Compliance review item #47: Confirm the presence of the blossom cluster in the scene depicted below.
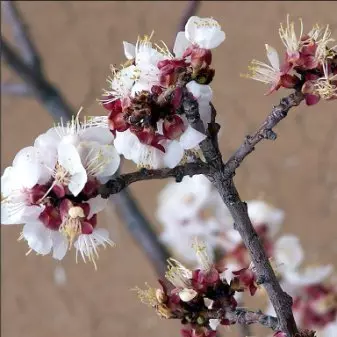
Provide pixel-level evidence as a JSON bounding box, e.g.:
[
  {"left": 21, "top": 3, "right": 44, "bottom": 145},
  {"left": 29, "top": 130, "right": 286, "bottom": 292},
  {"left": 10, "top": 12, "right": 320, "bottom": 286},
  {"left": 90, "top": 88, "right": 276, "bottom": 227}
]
[
  {"left": 135, "top": 240, "right": 257, "bottom": 337},
  {"left": 156, "top": 174, "right": 337, "bottom": 335},
  {"left": 1, "top": 112, "right": 119, "bottom": 267},
  {"left": 1, "top": 16, "right": 226, "bottom": 266},
  {"left": 244, "top": 15, "right": 337, "bottom": 105},
  {"left": 93, "top": 16, "right": 226, "bottom": 169}
]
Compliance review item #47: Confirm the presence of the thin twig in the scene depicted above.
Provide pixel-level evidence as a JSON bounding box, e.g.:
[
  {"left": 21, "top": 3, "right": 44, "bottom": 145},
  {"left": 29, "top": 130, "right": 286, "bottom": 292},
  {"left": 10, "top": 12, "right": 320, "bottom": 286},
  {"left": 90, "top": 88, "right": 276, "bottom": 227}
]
[
  {"left": 2, "top": 1, "right": 42, "bottom": 73},
  {"left": 1, "top": 82, "right": 32, "bottom": 96},
  {"left": 224, "top": 91, "right": 305, "bottom": 178},
  {"left": 1, "top": 36, "right": 74, "bottom": 121},
  {"left": 177, "top": 1, "right": 201, "bottom": 33},
  {"left": 99, "top": 162, "right": 209, "bottom": 198},
  {"left": 225, "top": 308, "right": 280, "bottom": 330}
]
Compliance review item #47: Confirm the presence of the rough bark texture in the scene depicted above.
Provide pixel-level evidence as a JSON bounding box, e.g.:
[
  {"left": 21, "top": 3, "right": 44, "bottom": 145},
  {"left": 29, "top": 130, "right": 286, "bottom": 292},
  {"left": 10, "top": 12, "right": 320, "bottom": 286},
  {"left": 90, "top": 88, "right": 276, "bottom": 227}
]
[
  {"left": 183, "top": 92, "right": 303, "bottom": 337},
  {"left": 225, "top": 308, "right": 280, "bottom": 330},
  {"left": 99, "top": 162, "right": 209, "bottom": 198}
]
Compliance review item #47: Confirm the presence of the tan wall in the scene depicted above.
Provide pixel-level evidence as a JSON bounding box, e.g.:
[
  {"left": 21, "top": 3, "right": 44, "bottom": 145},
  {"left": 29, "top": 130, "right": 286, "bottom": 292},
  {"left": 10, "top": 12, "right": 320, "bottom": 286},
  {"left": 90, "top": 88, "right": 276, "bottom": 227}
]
[{"left": 1, "top": 2, "right": 337, "bottom": 337}]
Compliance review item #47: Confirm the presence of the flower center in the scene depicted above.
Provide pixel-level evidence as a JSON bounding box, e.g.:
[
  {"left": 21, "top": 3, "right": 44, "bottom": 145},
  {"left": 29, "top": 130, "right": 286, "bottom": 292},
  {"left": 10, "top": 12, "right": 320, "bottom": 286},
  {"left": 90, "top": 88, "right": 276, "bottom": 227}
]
[{"left": 59, "top": 206, "right": 85, "bottom": 246}]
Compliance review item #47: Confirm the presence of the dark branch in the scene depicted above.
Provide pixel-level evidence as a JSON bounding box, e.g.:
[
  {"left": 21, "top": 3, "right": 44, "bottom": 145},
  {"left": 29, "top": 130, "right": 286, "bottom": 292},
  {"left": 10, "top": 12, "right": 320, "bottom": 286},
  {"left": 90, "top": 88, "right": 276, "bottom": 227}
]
[
  {"left": 99, "top": 162, "right": 209, "bottom": 198},
  {"left": 225, "top": 308, "right": 280, "bottom": 330},
  {"left": 183, "top": 94, "right": 301, "bottom": 337},
  {"left": 1, "top": 82, "right": 32, "bottom": 96},
  {"left": 176, "top": 1, "right": 201, "bottom": 33},
  {"left": 223, "top": 91, "right": 305, "bottom": 178},
  {"left": 0, "top": 36, "right": 74, "bottom": 121},
  {"left": 2, "top": 1, "right": 42, "bottom": 74},
  {"left": 113, "top": 189, "right": 170, "bottom": 276}
]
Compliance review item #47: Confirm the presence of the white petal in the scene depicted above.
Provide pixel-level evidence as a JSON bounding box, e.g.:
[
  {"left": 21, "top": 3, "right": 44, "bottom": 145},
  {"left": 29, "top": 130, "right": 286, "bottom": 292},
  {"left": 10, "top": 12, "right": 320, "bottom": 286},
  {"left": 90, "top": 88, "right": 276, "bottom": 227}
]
[
  {"left": 97, "top": 145, "right": 120, "bottom": 179},
  {"left": 163, "top": 140, "right": 184, "bottom": 168},
  {"left": 133, "top": 142, "right": 165, "bottom": 169},
  {"left": 51, "top": 232, "right": 68, "bottom": 260},
  {"left": 1, "top": 166, "right": 16, "bottom": 197},
  {"left": 58, "top": 143, "right": 86, "bottom": 178},
  {"left": 22, "top": 221, "right": 53, "bottom": 255},
  {"left": 68, "top": 171, "right": 87, "bottom": 197},
  {"left": 173, "top": 31, "right": 191, "bottom": 58},
  {"left": 284, "top": 265, "right": 334, "bottom": 286},
  {"left": 179, "top": 126, "right": 206, "bottom": 150},
  {"left": 80, "top": 126, "right": 114, "bottom": 144},
  {"left": 114, "top": 130, "right": 140, "bottom": 160},
  {"left": 185, "top": 16, "right": 225, "bottom": 49},
  {"left": 123, "top": 41, "right": 136, "bottom": 59},
  {"left": 199, "top": 101, "right": 212, "bottom": 127},
  {"left": 321, "top": 321, "right": 337, "bottom": 337},
  {"left": 274, "top": 235, "right": 304, "bottom": 271},
  {"left": 34, "top": 128, "right": 61, "bottom": 153},
  {"left": 58, "top": 143, "right": 87, "bottom": 196},
  {"left": 87, "top": 195, "right": 108, "bottom": 219},
  {"left": 247, "top": 200, "right": 284, "bottom": 237},
  {"left": 186, "top": 81, "right": 213, "bottom": 101},
  {"left": 209, "top": 319, "right": 220, "bottom": 331},
  {"left": 12, "top": 147, "right": 42, "bottom": 188},
  {"left": 265, "top": 44, "right": 280, "bottom": 71},
  {"left": 220, "top": 262, "right": 241, "bottom": 284}
]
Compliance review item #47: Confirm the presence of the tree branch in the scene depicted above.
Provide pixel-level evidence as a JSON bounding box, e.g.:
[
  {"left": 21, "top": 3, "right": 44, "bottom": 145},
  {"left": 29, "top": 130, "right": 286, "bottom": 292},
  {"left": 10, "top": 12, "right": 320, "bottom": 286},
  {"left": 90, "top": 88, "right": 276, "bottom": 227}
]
[
  {"left": 2, "top": 1, "right": 42, "bottom": 73},
  {"left": 225, "top": 308, "right": 280, "bottom": 330},
  {"left": 99, "top": 162, "right": 209, "bottom": 198},
  {"left": 1, "top": 82, "right": 32, "bottom": 96},
  {"left": 1, "top": 36, "right": 74, "bottom": 121},
  {"left": 183, "top": 93, "right": 301, "bottom": 337},
  {"left": 224, "top": 91, "right": 304, "bottom": 178},
  {"left": 176, "top": 1, "right": 201, "bottom": 33}
]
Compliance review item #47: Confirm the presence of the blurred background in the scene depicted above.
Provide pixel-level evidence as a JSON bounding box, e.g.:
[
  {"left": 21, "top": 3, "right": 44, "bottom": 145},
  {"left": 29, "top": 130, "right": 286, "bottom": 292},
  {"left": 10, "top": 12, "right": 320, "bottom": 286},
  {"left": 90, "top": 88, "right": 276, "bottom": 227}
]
[{"left": 1, "top": 1, "right": 337, "bottom": 337}]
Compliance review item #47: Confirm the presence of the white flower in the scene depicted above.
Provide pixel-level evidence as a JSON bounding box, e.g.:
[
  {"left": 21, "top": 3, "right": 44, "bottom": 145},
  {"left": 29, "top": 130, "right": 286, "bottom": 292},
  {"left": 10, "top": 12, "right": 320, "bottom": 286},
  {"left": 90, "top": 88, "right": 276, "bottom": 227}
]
[
  {"left": 160, "top": 223, "right": 216, "bottom": 266},
  {"left": 74, "top": 228, "right": 114, "bottom": 269},
  {"left": 1, "top": 145, "right": 55, "bottom": 225},
  {"left": 121, "top": 35, "right": 165, "bottom": 96},
  {"left": 279, "top": 14, "right": 303, "bottom": 58},
  {"left": 244, "top": 45, "right": 282, "bottom": 93},
  {"left": 103, "top": 65, "right": 137, "bottom": 102},
  {"left": 157, "top": 175, "right": 213, "bottom": 222},
  {"left": 274, "top": 234, "right": 304, "bottom": 272},
  {"left": 247, "top": 199, "right": 284, "bottom": 237},
  {"left": 185, "top": 16, "right": 226, "bottom": 49},
  {"left": 283, "top": 264, "right": 333, "bottom": 287}
]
